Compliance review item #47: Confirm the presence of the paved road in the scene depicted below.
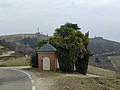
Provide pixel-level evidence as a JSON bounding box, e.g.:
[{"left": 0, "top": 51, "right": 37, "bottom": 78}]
[{"left": 0, "top": 69, "right": 33, "bottom": 90}]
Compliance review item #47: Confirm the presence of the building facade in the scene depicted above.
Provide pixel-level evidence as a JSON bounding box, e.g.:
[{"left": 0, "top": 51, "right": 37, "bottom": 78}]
[{"left": 38, "top": 43, "right": 58, "bottom": 71}]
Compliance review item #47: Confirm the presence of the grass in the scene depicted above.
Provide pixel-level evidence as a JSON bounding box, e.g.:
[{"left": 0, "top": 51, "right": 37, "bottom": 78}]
[
  {"left": 0, "top": 46, "right": 8, "bottom": 55},
  {"left": 26, "top": 65, "right": 120, "bottom": 90},
  {"left": 0, "top": 46, "right": 4, "bottom": 49},
  {"left": 27, "top": 65, "right": 119, "bottom": 78},
  {"left": 53, "top": 76, "right": 120, "bottom": 90},
  {"left": 0, "top": 56, "right": 30, "bottom": 66},
  {"left": 25, "top": 68, "right": 62, "bottom": 77},
  {"left": 109, "top": 56, "right": 120, "bottom": 72},
  {"left": 88, "top": 66, "right": 118, "bottom": 77},
  {"left": 0, "top": 34, "right": 30, "bottom": 42},
  {"left": 0, "top": 34, "right": 48, "bottom": 42},
  {"left": 0, "top": 56, "right": 19, "bottom": 60},
  {"left": 52, "top": 66, "right": 120, "bottom": 90}
]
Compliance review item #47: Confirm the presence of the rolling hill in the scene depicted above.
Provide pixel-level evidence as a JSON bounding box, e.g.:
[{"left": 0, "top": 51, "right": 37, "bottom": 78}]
[
  {"left": 88, "top": 37, "right": 120, "bottom": 54},
  {"left": 1, "top": 35, "right": 120, "bottom": 54},
  {"left": 88, "top": 37, "right": 120, "bottom": 72},
  {"left": 0, "top": 33, "right": 48, "bottom": 54},
  {"left": 0, "top": 34, "right": 120, "bottom": 72},
  {"left": 0, "top": 33, "right": 48, "bottom": 42},
  {"left": 1, "top": 34, "right": 120, "bottom": 55}
]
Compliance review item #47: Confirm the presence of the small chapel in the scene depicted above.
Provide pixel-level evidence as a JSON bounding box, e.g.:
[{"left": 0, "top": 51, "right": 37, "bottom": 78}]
[{"left": 38, "top": 43, "right": 58, "bottom": 71}]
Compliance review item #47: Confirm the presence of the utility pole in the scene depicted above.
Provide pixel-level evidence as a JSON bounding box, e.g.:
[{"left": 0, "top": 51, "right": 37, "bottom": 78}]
[
  {"left": 36, "top": 27, "right": 40, "bottom": 42},
  {"left": 47, "top": 33, "right": 49, "bottom": 42},
  {"left": 23, "top": 33, "right": 25, "bottom": 55},
  {"left": 37, "top": 27, "right": 40, "bottom": 34}
]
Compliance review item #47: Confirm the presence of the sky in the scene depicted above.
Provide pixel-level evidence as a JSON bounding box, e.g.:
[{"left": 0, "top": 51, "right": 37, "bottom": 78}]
[{"left": 0, "top": 0, "right": 120, "bottom": 42}]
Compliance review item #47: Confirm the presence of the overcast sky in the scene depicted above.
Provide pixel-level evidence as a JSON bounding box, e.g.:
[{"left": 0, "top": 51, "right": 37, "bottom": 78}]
[{"left": 0, "top": 0, "right": 120, "bottom": 42}]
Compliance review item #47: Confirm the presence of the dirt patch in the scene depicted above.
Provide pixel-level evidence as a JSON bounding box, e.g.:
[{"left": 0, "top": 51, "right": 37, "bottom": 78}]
[
  {"left": 36, "top": 77, "right": 56, "bottom": 90},
  {"left": 26, "top": 68, "right": 120, "bottom": 90},
  {"left": 36, "top": 74, "right": 120, "bottom": 90},
  {"left": 36, "top": 75, "right": 96, "bottom": 90}
]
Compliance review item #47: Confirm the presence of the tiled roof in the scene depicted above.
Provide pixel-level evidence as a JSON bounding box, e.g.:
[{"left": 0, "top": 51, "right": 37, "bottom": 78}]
[{"left": 38, "top": 43, "right": 57, "bottom": 52}]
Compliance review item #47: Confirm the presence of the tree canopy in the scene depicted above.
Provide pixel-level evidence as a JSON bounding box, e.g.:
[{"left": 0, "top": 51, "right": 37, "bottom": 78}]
[{"left": 49, "top": 22, "right": 91, "bottom": 74}]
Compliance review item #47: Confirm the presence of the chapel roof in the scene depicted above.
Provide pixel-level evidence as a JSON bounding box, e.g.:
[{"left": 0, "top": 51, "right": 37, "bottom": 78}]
[{"left": 38, "top": 43, "right": 57, "bottom": 52}]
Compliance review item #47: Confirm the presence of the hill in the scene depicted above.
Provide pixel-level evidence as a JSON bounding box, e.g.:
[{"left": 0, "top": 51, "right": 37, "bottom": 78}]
[
  {"left": 108, "top": 56, "right": 120, "bottom": 72},
  {"left": 88, "top": 37, "right": 120, "bottom": 72},
  {"left": 89, "top": 55, "right": 117, "bottom": 72},
  {"left": 1, "top": 34, "right": 120, "bottom": 55},
  {"left": 0, "top": 33, "right": 48, "bottom": 54},
  {"left": 88, "top": 37, "right": 120, "bottom": 54},
  {"left": 0, "top": 33, "right": 120, "bottom": 73},
  {"left": 0, "top": 34, "right": 120, "bottom": 72},
  {"left": 0, "top": 33, "right": 48, "bottom": 42}
]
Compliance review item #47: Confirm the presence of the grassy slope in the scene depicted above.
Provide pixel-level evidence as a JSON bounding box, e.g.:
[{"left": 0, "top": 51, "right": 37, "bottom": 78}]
[
  {"left": 89, "top": 55, "right": 117, "bottom": 72},
  {"left": 89, "top": 37, "right": 120, "bottom": 54},
  {"left": 0, "top": 56, "right": 30, "bottom": 66},
  {"left": 26, "top": 68, "right": 62, "bottom": 77},
  {"left": 27, "top": 66, "right": 120, "bottom": 90},
  {"left": 0, "top": 46, "right": 4, "bottom": 48},
  {"left": 88, "top": 66, "right": 117, "bottom": 77},
  {"left": 54, "top": 76, "right": 120, "bottom": 90},
  {"left": 0, "top": 33, "right": 48, "bottom": 42},
  {"left": 53, "top": 66, "right": 120, "bottom": 90},
  {"left": 0, "top": 34, "right": 35, "bottom": 42},
  {"left": 109, "top": 56, "right": 120, "bottom": 72},
  {"left": 0, "top": 46, "right": 9, "bottom": 55}
]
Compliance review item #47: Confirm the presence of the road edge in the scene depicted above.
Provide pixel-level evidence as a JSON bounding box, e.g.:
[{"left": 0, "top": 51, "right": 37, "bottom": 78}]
[{"left": 12, "top": 69, "right": 36, "bottom": 90}]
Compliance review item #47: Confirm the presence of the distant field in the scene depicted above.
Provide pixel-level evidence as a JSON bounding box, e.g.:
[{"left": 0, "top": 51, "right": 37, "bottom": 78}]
[
  {"left": 89, "top": 55, "right": 117, "bottom": 72},
  {"left": 0, "top": 34, "right": 36, "bottom": 42},
  {"left": 88, "top": 66, "right": 118, "bottom": 77},
  {"left": 0, "top": 34, "right": 48, "bottom": 42},
  {"left": 0, "top": 56, "right": 30, "bottom": 67},
  {"left": 0, "top": 46, "right": 4, "bottom": 48},
  {"left": 108, "top": 56, "right": 120, "bottom": 72},
  {"left": 0, "top": 46, "right": 9, "bottom": 55}
]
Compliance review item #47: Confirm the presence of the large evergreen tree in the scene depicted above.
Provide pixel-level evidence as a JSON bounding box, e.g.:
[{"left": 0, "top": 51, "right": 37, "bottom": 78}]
[{"left": 49, "top": 22, "right": 91, "bottom": 74}]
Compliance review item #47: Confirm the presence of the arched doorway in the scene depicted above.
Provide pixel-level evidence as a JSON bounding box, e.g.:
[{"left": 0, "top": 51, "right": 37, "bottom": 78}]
[{"left": 43, "top": 57, "right": 50, "bottom": 70}]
